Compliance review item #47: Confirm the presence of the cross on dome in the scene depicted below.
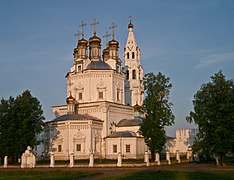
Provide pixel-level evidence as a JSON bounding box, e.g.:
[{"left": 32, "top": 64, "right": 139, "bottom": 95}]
[
  {"left": 90, "top": 18, "right": 99, "bottom": 35},
  {"left": 103, "top": 31, "right": 111, "bottom": 47},
  {"left": 128, "top": 16, "right": 134, "bottom": 29},
  {"left": 109, "top": 22, "right": 117, "bottom": 40},
  {"left": 74, "top": 30, "right": 81, "bottom": 42},
  {"left": 79, "top": 20, "right": 87, "bottom": 39},
  {"left": 129, "top": 16, "right": 132, "bottom": 23}
]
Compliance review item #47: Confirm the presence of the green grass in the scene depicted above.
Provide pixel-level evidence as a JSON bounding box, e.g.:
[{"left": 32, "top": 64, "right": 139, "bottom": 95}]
[
  {"left": 0, "top": 169, "right": 101, "bottom": 180},
  {"left": 106, "top": 170, "right": 234, "bottom": 180}
]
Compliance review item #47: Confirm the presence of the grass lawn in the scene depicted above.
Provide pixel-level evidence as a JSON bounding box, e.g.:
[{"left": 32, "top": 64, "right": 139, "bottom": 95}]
[
  {"left": 107, "top": 170, "right": 234, "bottom": 180},
  {"left": 0, "top": 169, "right": 101, "bottom": 180}
]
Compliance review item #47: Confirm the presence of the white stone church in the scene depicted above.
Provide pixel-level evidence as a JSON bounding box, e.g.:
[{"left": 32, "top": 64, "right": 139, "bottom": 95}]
[
  {"left": 44, "top": 19, "right": 146, "bottom": 160},
  {"left": 43, "top": 19, "right": 197, "bottom": 161}
]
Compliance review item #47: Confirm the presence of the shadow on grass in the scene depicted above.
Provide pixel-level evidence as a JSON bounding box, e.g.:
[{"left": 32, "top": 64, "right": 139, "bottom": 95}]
[
  {"left": 104, "top": 170, "right": 234, "bottom": 180},
  {"left": 0, "top": 170, "right": 102, "bottom": 180}
]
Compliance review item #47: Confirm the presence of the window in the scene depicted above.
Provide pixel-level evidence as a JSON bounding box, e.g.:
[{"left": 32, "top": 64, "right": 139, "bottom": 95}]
[
  {"left": 58, "top": 145, "right": 62, "bottom": 152},
  {"left": 78, "top": 93, "right": 82, "bottom": 100},
  {"left": 113, "top": 145, "right": 117, "bottom": 153},
  {"left": 117, "top": 90, "right": 120, "bottom": 101},
  {"left": 76, "top": 144, "right": 81, "bottom": 151},
  {"left": 126, "top": 145, "right": 130, "bottom": 153},
  {"left": 132, "top": 52, "right": 135, "bottom": 59},
  {"left": 126, "top": 70, "right": 129, "bottom": 80},
  {"left": 98, "top": 91, "right": 103, "bottom": 99},
  {"left": 78, "top": 65, "right": 82, "bottom": 72},
  {"left": 127, "top": 52, "right": 129, "bottom": 59},
  {"left": 132, "top": 70, "right": 136, "bottom": 79}
]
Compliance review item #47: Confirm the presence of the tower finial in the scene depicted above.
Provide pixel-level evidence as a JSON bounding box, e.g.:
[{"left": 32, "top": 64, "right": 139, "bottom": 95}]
[
  {"left": 90, "top": 18, "right": 99, "bottom": 36},
  {"left": 128, "top": 16, "right": 134, "bottom": 29},
  {"left": 79, "top": 20, "right": 87, "bottom": 39},
  {"left": 103, "top": 31, "right": 111, "bottom": 47},
  {"left": 109, "top": 22, "right": 117, "bottom": 40}
]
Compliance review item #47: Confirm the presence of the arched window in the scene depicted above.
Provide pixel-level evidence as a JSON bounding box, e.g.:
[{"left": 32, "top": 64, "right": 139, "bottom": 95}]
[
  {"left": 132, "top": 70, "right": 136, "bottom": 79},
  {"left": 132, "top": 52, "right": 135, "bottom": 59},
  {"left": 127, "top": 52, "right": 129, "bottom": 59},
  {"left": 117, "top": 90, "right": 120, "bottom": 101},
  {"left": 126, "top": 70, "right": 129, "bottom": 80}
]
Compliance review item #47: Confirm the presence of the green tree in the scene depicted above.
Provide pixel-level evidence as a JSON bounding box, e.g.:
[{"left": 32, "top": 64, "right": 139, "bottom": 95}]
[
  {"left": 0, "top": 90, "right": 44, "bottom": 163},
  {"left": 187, "top": 71, "right": 234, "bottom": 165},
  {"left": 140, "top": 72, "right": 175, "bottom": 161}
]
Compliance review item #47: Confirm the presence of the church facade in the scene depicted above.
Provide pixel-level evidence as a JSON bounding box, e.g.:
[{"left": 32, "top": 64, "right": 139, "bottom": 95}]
[{"left": 44, "top": 19, "right": 146, "bottom": 160}]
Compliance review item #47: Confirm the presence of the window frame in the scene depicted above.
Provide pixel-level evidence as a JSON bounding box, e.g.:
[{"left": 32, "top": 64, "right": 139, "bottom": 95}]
[
  {"left": 76, "top": 144, "right": 81, "bottom": 152},
  {"left": 98, "top": 91, "right": 104, "bottom": 99},
  {"left": 58, "top": 145, "right": 62, "bottom": 152},
  {"left": 113, "top": 144, "right": 117, "bottom": 153},
  {"left": 132, "top": 70, "right": 136, "bottom": 79},
  {"left": 126, "top": 144, "right": 131, "bottom": 153},
  {"left": 78, "top": 92, "right": 82, "bottom": 100}
]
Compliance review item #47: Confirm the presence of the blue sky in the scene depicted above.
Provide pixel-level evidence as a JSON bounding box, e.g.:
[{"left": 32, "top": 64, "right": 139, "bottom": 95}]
[{"left": 0, "top": 0, "right": 233, "bottom": 136}]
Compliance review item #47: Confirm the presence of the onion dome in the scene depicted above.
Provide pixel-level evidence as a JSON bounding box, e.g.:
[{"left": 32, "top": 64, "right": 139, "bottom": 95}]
[
  {"left": 89, "top": 34, "right": 101, "bottom": 44},
  {"left": 102, "top": 47, "right": 109, "bottom": 54},
  {"left": 133, "top": 104, "right": 141, "bottom": 111},
  {"left": 108, "top": 39, "right": 119, "bottom": 46},
  {"left": 128, "top": 21, "right": 134, "bottom": 29},
  {"left": 78, "top": 38, "right": 88, "bottom": 46},
  {"left": 102, "top": 47, "right": 109, "bottom": 62},
  {"left": 66, "top": 93, "right": 76, "bottom": 104}
]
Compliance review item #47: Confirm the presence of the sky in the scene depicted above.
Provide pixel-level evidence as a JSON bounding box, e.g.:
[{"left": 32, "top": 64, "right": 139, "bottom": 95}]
[{"left": 0, "top": 0, "right": 233, "bottom": 136}]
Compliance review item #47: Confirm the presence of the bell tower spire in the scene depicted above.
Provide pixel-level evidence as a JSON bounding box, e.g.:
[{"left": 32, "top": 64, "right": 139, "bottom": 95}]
[{"left": 124, "top": 17, "right": 144, "bottom": 106}]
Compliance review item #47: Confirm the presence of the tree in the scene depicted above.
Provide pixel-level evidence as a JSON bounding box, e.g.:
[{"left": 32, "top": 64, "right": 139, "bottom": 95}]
[
  {"left": 187, "top": 71, "right": 234, "bottom": 165},
  {"left": 0, "top": 90, "right": 44, "bottom": 163},
  {"left": 140, "top": 72, "right": 175, "bottom": 161}
]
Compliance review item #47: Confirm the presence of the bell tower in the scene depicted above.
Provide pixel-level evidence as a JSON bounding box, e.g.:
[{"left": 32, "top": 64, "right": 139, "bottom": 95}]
[{"left": 124, "top": 18, "right": 144, "bottom": 106}]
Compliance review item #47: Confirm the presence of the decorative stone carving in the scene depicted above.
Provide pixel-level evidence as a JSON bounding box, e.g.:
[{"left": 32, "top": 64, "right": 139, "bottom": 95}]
[
  {"left": 3, "top": 156, "right": 8, "bottom": 168},
  {"left": 117, "top": 152, "right": 122, "bottom": 167},
  {"left": 89, "top": 152, "right": 94, "bottom": 167},
  {"left": 145, "top": 151, "right": 150, "bottom": 167},
  {"left": 166, "top": 150, "right": 171, "bottom": 165},
  {"left": 69, "top": 152, "right": 74, "bottom": 167},
  {"left": 176, "top": 150, "right": 181, "bottom": 163},
  {"left": 21, "top": 146, "right": 36, "bottom": 168},
  {"left": 50, "top": 152, "right": 55, "bottom": 168},
  {"left": 155, "top": 152, "right": 160, "bottom": 165}
]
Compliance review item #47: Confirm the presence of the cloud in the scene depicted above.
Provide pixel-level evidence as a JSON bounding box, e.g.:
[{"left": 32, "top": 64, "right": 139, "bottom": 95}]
[{"left": 195, "top": 52, "right": 234, "bottom": 68}]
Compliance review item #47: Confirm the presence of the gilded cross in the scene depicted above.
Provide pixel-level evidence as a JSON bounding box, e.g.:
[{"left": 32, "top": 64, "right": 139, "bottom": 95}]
[
  {"left": 90, "top": 18, "right": 99, "bottom": 35},
  {"left": 74, "top": 30, "right": 81, "bottom": 41},
  {"left": 129, "top": 16, "right": 132, "bottom": 23},
  {"left": 79, "top": 20, "right": 86, "bottom": 39},
  {"left": 109, "top": 22, "right": 117, "bottom": 40},
  {"left": 103, "top": 31, "right": 111, "bottom": 47}
]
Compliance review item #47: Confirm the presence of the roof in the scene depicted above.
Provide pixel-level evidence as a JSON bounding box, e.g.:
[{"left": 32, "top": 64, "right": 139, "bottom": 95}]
[
  {"left": 86, "top": 60, "right": 112, "bottom": 70},
  {"left": 116, "top": 117, "right": 143, "bottom": 127},
  {"left": 50, "top": 113, "right": 101, "bottom": 122},
  {"left": 108, "top": 131, "right": 137, "bottom": 138},
  {"left": 166, "top": 135, "right": 175, "bottom": 140}
]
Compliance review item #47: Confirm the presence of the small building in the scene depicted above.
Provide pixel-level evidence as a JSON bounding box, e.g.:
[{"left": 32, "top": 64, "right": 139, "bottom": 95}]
[{"left": 166, "top": 129, "right": 198, "bottom": 154}]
